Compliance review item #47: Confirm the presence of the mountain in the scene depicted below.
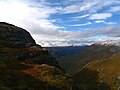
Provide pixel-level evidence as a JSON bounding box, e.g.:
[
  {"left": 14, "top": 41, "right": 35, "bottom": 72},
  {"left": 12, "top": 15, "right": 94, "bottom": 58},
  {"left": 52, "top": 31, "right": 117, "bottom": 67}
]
[
  {"left": 0, "top": 22, "right": 72, "bottom": 90},
  {"left": 96, "top": 39, "right": 120, "bottom": 46},
  {"left": 38, "top": 40, "right": 92, "bottom": 47},
  {"left": 1, "top": 22, "right": 119, "bottom": 90},
  {"left": 46, "top": 46, "right": 89, "bottom": 59},
  {"left": 0, "top": 22, "right": 36, "bottom": 47},
  {"left": 73, "top": 52, "right": 120, "bottom": 90},
  {"left": 59, "top": 42, "right": 120, "bottom": 75}
]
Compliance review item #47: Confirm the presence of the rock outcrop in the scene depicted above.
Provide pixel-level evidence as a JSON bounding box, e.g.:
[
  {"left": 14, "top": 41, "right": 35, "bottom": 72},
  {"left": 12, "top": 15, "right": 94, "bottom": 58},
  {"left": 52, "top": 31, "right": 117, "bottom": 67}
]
[
  {"left": 0, "top": 22, "right": 36, "bottom": 48},
  {"left": 0, "top": 22, "right": 60, "bottom": 67},
  {"left": 0, "top": 22, "right": 72, "bottom": 90}
]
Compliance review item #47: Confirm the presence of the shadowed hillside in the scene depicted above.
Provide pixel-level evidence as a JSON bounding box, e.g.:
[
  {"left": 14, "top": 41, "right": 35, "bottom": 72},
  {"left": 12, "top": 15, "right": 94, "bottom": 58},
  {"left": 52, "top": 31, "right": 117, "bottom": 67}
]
[
  {"left": 46, "top": 46, "right": 89, "bottom": 59},
  {"left": 59, "top": 44, "right": 120, "bottom": 75}
]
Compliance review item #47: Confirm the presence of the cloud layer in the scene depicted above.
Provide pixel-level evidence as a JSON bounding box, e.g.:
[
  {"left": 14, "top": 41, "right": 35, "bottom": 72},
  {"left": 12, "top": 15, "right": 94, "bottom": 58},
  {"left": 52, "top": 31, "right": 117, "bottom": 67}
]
[
  {"left": 0, "top": 0, "right": 120, "bottom": 46},
  {"left": 88, "top": 13, "right": 112, "bottom": 20}
]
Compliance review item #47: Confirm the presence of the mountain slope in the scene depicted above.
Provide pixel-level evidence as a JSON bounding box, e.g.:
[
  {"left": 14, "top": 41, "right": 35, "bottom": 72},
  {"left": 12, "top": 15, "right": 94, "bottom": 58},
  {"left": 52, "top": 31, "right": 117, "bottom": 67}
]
[
  {"left": 0, "top": 22, "right": 36, "bottom": 46},
  {"left": 74, "top": 52, "right": 120, "bottom": 90},
  {"left": 59, "top": 44, "right": 120, "bottom": 75},
  {"left": 46, "top": 46, "right": 89, "bottom": 59},
  {"left": 0, "top": 22, "right": 72, "bottom": 90}
]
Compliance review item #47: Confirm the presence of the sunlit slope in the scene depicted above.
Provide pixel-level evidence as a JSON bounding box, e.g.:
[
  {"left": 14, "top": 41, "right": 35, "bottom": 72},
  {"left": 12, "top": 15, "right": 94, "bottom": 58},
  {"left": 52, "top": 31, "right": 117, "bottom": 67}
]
[{"left": 74, "top": 52, "right": 120, "bottom": 90}]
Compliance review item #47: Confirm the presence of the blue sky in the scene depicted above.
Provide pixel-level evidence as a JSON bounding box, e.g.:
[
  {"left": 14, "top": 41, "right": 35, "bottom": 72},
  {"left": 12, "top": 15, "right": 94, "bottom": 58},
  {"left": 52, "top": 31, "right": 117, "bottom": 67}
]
[
  {"left": 0, "top": 0, "right": 120, "bottom": 46},
  {"left": 49, "top": 0, "right": 120, "bottom": 30}
]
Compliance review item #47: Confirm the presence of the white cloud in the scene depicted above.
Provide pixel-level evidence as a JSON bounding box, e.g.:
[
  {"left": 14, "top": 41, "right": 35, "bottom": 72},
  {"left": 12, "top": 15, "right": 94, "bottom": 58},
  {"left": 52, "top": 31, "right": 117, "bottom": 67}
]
[
  {"left": 95, "top": 20, "right": 105, "bottom": 23},
  {"left": 0, "top": 0, "right": 119, "bottom": 46},
  {"left": 0, "top": 0, "right": 98, "bottom": 44},
  {"left": 36, "top": 39, "right": 95, "bottom": 47},
  {"left": 95, "top": 20, "right": 117, "bottom": 25},
  {"left": 83, "top": 0, "right": 120, "bottom": 13},
  {"left": 63, "top": 4, "right": 80, "bottom": 13},
  {"left": 103, "top": 0, "right": 120, "bottom": 7},
  {"left": 73, "top": 14, "right": 90, "bottom": 19},
  {"left": 89, "top": 13, "right": 112, "bottom": 20},
  {"left": 108, "top": 6, "right": 120, "bottom": 13},
  {"left": 0, "top": 0, "right": 84, "bottom": 44},
  {"left": 88, "top": 0, "right": 106, "bottom": 13},
  {"left": 62, "top": 1, "right": 97, "bottom": 14},
  {"left": 88, "top": 26, "right": 120, "bottom": 37},
  {"left": 80, "top": 2, "right": 97, "bottom": 12},
  {"left": 70, "top": 22, "right": 92, "bottom": 27},
  {"left": 106, "top": 22, "right": 117, "bottom": 25},
  {"left": 62, "top": 0, "right": 120, "bottom": 14},
  {"left": 34, "top": 25, "right": 120, "bottom": 46},
  {"left": 0, "top": 0, "right": 70, "bottom": 40},
  {"left": 0, "top": 0, "right": 59, "bottom": 30},
  {"left": 62, "top": 0, "right": 106, "bottom": 14}
]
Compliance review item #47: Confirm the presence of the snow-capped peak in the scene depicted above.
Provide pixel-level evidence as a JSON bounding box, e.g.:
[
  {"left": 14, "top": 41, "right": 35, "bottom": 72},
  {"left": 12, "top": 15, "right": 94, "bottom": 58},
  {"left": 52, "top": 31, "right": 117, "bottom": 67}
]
[
  {"left": 37, "top": 40, "right": 90, "bottom": 47},
  {"left": 96, "top": 39, "right": 120, "bottom": 46}
]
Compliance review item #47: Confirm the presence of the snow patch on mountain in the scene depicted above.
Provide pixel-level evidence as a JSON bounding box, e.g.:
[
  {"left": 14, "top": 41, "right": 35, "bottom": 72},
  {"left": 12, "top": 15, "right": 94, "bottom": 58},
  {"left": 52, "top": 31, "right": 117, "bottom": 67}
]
[
  {"left": 37, "top": 38, "right": 120, "bottom": 47},
  {"left": 96, "top": 39, "right": 120, "bottom": 46},
  {"left": 37, "top": 40, "right": 93, "bottom": 47}
]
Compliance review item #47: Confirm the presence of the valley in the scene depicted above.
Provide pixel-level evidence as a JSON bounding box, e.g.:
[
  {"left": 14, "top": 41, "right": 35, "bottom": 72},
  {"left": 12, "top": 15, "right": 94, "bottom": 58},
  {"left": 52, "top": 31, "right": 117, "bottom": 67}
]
[{"left": 47, "top": 41, "right": 120, "bottom": 90}]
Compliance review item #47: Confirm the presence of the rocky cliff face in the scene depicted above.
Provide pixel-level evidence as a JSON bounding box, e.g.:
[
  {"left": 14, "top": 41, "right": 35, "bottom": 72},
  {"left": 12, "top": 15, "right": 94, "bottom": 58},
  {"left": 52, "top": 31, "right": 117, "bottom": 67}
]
[
  {"left": 0, "top": 22, "right": 72, "bottom": 90},
  {"left": 0, "top": 22, "right": 36, "bottom": 48},
  {"left": 0, "top": 22, "right": 59, "bottom": 67}
]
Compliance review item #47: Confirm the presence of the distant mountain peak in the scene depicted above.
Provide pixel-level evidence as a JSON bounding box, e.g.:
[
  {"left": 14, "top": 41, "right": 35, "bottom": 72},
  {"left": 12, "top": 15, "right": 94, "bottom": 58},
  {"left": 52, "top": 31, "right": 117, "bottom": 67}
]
[{"left": 96, "top": 39, "right": 120, "bottom": 46}]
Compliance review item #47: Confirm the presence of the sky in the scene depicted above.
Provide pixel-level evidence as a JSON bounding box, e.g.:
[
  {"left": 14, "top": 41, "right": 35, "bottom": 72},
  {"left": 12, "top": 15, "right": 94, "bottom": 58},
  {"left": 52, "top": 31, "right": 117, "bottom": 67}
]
[{"left": 0, "top": 0, "right": 120, "bottom": 46}]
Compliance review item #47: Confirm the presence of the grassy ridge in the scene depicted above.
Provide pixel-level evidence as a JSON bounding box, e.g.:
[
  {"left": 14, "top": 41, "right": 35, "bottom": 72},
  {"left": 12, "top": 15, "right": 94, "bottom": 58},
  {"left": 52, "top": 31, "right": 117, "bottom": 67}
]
[{"left": 74, "top": 53, "right": 120, "bottom": 90}]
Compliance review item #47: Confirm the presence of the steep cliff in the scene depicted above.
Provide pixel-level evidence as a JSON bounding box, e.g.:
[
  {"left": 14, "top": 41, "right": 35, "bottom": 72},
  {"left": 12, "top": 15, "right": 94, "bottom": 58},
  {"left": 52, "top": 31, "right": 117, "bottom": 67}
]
[
  {"left": 0, "top": 22, "right": 72, "bottom": 90},
  {"left": 0, "top": 22, "right": 36, "bottom": 48}
]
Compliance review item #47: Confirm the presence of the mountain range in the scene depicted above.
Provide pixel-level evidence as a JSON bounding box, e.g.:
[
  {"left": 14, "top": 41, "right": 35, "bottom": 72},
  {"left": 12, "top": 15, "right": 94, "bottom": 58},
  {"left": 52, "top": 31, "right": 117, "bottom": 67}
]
[
  {"left": 0, "top": 22, "right": 120, "bottom": 90},
  {"left": 47, "top": 38, "right": 120, "bottom": 90},
  {"left": 59, "top": 43, "right": 120, "bottom": 75}
]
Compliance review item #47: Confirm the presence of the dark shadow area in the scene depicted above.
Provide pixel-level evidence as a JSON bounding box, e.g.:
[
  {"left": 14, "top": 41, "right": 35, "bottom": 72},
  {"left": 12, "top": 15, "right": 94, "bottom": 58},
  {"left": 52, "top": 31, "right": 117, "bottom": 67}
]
[
  {"left": 73, "top": 68, "right": 111, "bottom": 90},
  {"left": 5, "top": 63, "right": 33, "bottom": 70},
  {"left": 0, "top": 67, "right": 65, "bottom": 90}
]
